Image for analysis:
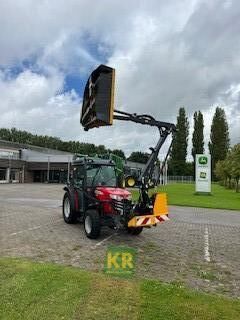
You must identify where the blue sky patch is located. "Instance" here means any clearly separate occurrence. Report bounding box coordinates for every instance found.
[64,73,86,96]
[63,37,113,96]
[0,55,40,80]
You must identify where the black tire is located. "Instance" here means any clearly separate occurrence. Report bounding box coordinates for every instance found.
[84,209,101,239]
[62,192,78,224]
[127,227,143,235]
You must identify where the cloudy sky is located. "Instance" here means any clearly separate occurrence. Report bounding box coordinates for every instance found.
[0,0,239,158]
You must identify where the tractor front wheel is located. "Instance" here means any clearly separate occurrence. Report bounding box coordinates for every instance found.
[84,209,101,239]
[62,192,77,224]
[127,227,143,235]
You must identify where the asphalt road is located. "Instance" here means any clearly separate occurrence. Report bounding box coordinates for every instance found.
[0,183,239,297]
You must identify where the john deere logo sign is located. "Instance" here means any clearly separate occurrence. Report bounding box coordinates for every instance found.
[199,156,208,165]
[200,171,207,179]
[196,154,211,193]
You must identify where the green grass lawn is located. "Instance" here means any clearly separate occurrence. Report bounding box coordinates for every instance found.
[1,258,240,320]
[132,183,240,210]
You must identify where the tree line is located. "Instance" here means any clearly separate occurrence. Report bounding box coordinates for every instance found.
[0,127,150,163]
[168,106,231,178]
[215,144,240,192]
[0,106,238,191]
[168,106,240,192]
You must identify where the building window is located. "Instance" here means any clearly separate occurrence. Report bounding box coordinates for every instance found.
[10,169,18,181]
[0,150,19,159]
[0,168,7,181]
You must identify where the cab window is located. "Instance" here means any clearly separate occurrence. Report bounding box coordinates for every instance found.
[86,165,117,187]
[73,165,85,187]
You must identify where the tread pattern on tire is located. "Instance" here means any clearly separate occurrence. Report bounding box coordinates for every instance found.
[62,192,78,224]
[84,209,101,239]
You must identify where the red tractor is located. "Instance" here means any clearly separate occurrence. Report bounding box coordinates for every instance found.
[62,65,176,239]
[63,156,136,238]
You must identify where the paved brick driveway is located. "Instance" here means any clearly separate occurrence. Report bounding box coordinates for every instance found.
[0,184,239,297]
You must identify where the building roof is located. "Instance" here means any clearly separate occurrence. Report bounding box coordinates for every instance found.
[0,139,72,155]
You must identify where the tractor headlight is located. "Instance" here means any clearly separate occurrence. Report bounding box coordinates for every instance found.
[95,189,104,196]
[110,194,132,201]
[110,194,122,201]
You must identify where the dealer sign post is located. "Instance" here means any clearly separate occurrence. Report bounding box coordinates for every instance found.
[195,154,211,194]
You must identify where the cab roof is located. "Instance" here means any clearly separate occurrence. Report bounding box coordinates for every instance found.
[72,155,115,166]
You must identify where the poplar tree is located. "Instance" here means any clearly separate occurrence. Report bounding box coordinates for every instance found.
[192,111,204,159]
[170,107,189,175]
[208,107,230,179]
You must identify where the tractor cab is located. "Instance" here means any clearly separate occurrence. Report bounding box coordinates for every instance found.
[71,156,131,205]
[72,156,118,189]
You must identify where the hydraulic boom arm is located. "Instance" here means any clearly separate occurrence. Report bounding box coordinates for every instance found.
[114,109,176,207]
[80,64,176,210]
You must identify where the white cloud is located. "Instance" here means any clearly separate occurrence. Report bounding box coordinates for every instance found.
[0,70,81,139]
[0,0,239,158]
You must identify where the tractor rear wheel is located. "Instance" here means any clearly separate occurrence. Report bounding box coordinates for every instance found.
[127,227,143,235]
[62,192,78,224]
[84,209,101,239]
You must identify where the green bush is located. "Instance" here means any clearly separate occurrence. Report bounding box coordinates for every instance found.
[215,144,240,192]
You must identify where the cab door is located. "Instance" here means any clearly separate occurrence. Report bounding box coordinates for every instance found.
[72,165,85,213]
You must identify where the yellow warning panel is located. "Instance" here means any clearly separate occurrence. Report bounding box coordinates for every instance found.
[128,215,156,228]
[153,193,168,216]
